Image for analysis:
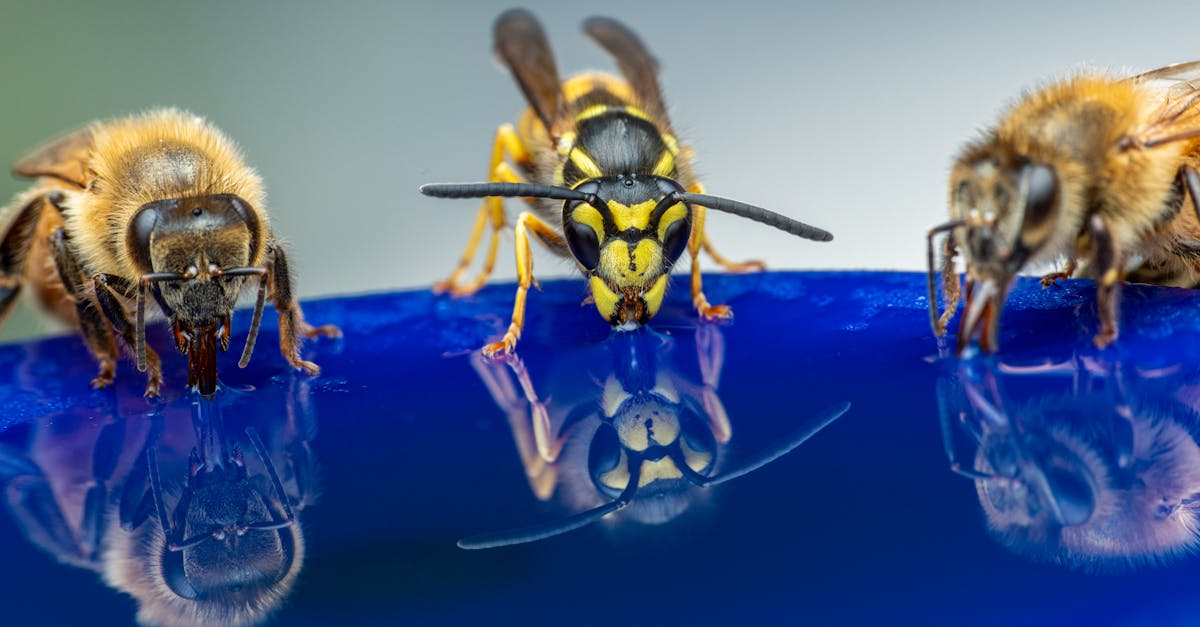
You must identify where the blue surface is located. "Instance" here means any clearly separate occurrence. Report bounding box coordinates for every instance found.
[2,271,1200,625]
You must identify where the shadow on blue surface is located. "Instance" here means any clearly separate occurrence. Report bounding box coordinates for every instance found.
[2,271,1200,625]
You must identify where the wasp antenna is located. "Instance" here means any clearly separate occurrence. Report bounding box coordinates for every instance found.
[457,462,642,550]
[146,447,176,544]
[420,182,590,202]
[680,193,833,242]
[680,402,850,488]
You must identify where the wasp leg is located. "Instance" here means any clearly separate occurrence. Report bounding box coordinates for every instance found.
[0,193,47,328]
[1088,214,1122,348]
[685,183,732,319]
[434,124,532,297]
[483,211,564,356]
[470,352,560,499]
[686,182,765,273]
[1040,257,1077,288]
[47,228,130,391]
[267,241,341,375]
[92,273,163,397]
[695,323,732,444]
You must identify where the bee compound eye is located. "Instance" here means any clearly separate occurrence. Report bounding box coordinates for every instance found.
[1022,164,1058,229]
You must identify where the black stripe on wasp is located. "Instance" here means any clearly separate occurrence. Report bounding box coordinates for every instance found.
[421,9,832,355]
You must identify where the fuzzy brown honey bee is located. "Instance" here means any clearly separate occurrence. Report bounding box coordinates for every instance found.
[421,9,832,355]
[0,109,339,398]
[928,62,1200,353]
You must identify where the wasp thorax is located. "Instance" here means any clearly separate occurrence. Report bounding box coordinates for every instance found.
[563,175,692,326]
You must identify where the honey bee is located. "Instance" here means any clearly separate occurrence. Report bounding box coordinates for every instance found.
[421,9,832,355]
[0,109,339,398]
[462,325,848,548]
[0,393,317,626]
[940,358,1200,570]
[927,62,1200,353]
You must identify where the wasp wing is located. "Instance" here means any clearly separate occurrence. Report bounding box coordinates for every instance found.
[494,9,563,137]
[12,126,93,188]
[582,16,669,125]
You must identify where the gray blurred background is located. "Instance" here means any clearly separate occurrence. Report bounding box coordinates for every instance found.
[2,0,1198,341]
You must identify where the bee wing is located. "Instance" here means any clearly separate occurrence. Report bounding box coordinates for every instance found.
[494,9,563,136]
[1126,61,1200,148]
[582,16,669,124]
[11,126,93,188]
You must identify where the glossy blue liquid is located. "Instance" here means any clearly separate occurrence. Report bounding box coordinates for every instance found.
[2,272,1200,625]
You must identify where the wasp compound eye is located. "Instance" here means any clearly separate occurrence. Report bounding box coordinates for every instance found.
[661,215,690,266]
[565,210,602,272]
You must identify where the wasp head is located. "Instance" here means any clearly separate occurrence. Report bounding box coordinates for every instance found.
[127,194,265,398]
[587,374,716,523]
[564,175,692,328]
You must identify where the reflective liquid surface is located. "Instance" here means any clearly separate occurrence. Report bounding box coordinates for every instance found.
[3,272,1200,625]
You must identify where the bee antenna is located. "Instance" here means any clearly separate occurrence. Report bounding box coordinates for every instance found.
[147,446,179,545]
[420,182,592,203]
[677,401,850,488]
[246,426,296,524]
[215,266,270,368]
[678,192,833,242]
[457,458,642,550]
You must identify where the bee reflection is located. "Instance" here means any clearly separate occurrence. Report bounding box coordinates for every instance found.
[0,386,317,626]
[465,325,848,549]
[938,357,1200,571]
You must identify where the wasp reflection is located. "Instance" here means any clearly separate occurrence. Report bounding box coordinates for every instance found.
[0,385,318,626]
[464,325,848,549]
[939,356,1200,571]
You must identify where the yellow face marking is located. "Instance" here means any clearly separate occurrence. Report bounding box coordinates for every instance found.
[571,204,605,239]
[602,376,630,418]
[569,148,603,179]
[615,406,681,450]
[589,275,621,322]
[638,458,683,487]
[600,239,662,288]
[643,274,668,319]
[600,449,631,490]
[608,199,656,232]
[656,202,687,241]
[680,436,713,473]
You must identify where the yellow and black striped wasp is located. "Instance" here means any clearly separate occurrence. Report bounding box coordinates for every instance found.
[421,9,833,355]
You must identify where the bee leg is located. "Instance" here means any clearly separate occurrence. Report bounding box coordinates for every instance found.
[483,211,564,356]
[92,273,163,397]
[1087,215,1121,348]
[937,237,961,332]
[687,183,764,272]
[267,242,341,376]
[47,228,125,391]
[434,124,531,297]
[0,193,46,327]
[1039,258,1077,287]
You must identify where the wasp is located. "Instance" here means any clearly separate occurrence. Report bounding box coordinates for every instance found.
[0,109,339,398]
[421,9,832,355]
[461,324,848,548]
[927,62,1200,353]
